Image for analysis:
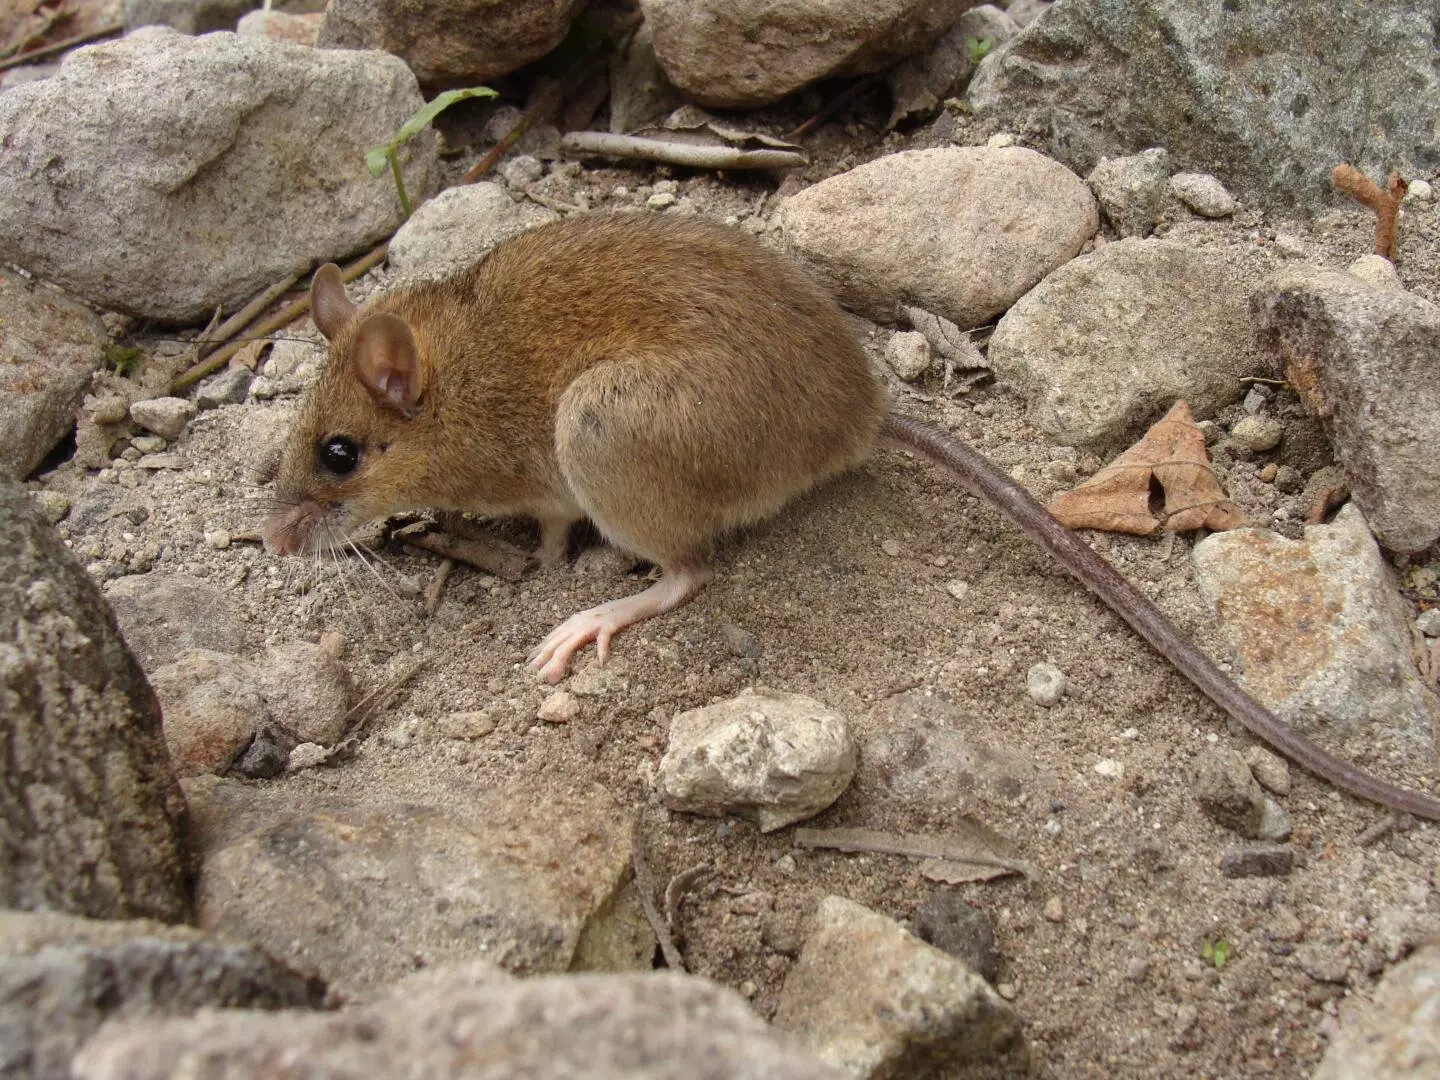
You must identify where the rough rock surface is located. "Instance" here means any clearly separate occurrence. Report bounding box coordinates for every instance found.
[103,574,252,669]
[123,0,260,34]
[1191,505,1439,748]
[1313,944,1440,1080]
[0,28,435,322]
[0,475,191,922]
[1251,264,1440,553]
[0,910,324,1080]
[886,4,1020,128]
[643,0,984,108]
[658,689,856,832]
[780,146,1096,327]
[386,182,558,285]
[0,270,107,480]
[184,774,650,993]
[968,0,1440,212]
[1086,147,1169,237]
[773,896,1025,1076]
[74,964,846,1080]
[318,0,588,86]
[987,238,1270,451]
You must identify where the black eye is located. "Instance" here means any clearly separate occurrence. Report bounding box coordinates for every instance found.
[317,436,361,476]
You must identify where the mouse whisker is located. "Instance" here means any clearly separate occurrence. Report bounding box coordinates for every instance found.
[322,528,368,635]
[346,537,404,604]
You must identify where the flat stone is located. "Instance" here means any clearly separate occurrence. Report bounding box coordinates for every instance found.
[127,397,196,440]
[1314,943,1440,1079]
[104,573,251,669]
[1220,844,1294,879]
[1170,172,1237,217]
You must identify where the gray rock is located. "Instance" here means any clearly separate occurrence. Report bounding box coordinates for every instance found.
[1243,746,1291,795]
[1252,264,1440,553]
[1003,0,1050,26]
[987,238,1271,452]
[74,963,845,1080]
[1256,797,1292,842]
[1219,844,1294,879]
[659,690,856,832]
[643,0,983,109]
[1418,609,1440,638]
[911,892,1000,982]
[235,9,323,45]
[386,182,558,285]
[1346,253,1404,292]
[183,773,651,994]
[609,21,686,134]
[0,475,191,922]
[0,270,106,480]
[968,0,1440,213]
[1025,661,1065,706]
[194,367,254,410]
[0,910,323,1080]
[32,490,71,523]
[1314,943,1440,1079]
[1297,943,1350,985]
[0,28,435,322]
[1230,414,1283,453]
[1191,747,1268,838]
[886,5,1021,128]
[1170,171,1236,217]
[128,397,196,440]
[1192,505,1439,747]
[1087,147,1169,237]
[780,146,1096,328]
[884,331,933,382]
[123,0,260,33]
[773,896,1025,1076]
[252,641,354,746]
[104,573,251,669]
[319,0,586,85]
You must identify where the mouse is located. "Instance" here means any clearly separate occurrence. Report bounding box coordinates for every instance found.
[260,212,1440,821]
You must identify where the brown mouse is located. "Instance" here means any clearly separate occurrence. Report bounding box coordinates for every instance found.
[261,213,1440,821]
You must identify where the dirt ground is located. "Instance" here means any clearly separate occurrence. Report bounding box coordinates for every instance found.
[36,90,1440,1078]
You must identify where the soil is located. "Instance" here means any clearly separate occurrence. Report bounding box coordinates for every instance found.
[31,87,1440,1079]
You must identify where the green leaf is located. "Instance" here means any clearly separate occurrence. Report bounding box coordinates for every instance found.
[966,37,995,64]
[395,86,498,145]
[1201,938,1231,969]
[365,145,392,178]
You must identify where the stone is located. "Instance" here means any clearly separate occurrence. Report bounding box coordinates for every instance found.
[773,896,1025,1076]
[128,397,196,440]
[1087,147,1169,237]
[123,0,259,33]
[1346,254,1404,292]
[968,0,1440,213]
[912,891,1000,982]
[252,641,354,747]
[988,238,1271,452]
[386,182,558,285]
[537,689,580,723]
[781,146,1096,328]
[1252,264,1440,553]
[659,690,856,832]
[1025,661,1065,706]
[1192,505,1439,747]
[103,573,251,669]
[1005,0,1050,26]
[0,475,191,922]
[236,9,323,45]
[0,28,435,322]
[643,0,984,109]
[183,774,651,993]
[1170,172,1236,217]
[1219,844,1295,879]
[0,910,324,1080]
[608,21,686,134]
[149,650,270,777]
[319,0,586,85]
[1314,943,1440,1079]
[1191,747,1267,838]
[194,367,254,410]
[1230,415,1283,453]
[884,331,933,382]
[1243,746,1291,795]
[73,964,845,1080]
[886,4,1021,128]
[0,270,107,480]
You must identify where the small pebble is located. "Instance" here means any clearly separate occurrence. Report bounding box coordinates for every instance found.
[131,435,167,454]
[1273,465,1303,493]
[1244,746,1291,795]
[720,623,763,659]
[884,331,932,382]
[945,579,970,602]
[1258,462,1277,483]
[1296,943,1349,984]
[438,709,498,738]
[1042,896,1064,923]
[986,132,1017,148]
[286,742,332,771]
[1257,796,1292,841]
[1416,609,1440,637]
[1169,171,1237,217]
[1219,844,1294,879]
[537,690,581,723]
[1272,233,1307,259]
[32,490,71,523]
[1404,178,1434,203]
[249,376,279,400]
[1347,253,1403,292]
[1093,758,1124,779]
[647,192,676,209]
[319,631,347,658]
[1231,415,1283,452]
[129,396,197,439]
[500,154,544,188]
[881,539,902,558]
[1241,387,1268,414]
[1025,662,1065,706]
[204,529,231,550]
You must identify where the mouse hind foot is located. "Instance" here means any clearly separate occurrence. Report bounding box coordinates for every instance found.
[528,560,713,683]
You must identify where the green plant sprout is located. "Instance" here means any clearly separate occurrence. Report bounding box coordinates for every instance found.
[367,86,498,218]
[966,37,995,64]
[1200,938,1231,970]
[104,344,142,378]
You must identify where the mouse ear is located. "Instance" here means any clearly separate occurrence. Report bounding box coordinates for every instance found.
[353,312,426,416]
[310,263,356,340]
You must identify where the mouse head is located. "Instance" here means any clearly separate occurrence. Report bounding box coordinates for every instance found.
[261,264,437,556]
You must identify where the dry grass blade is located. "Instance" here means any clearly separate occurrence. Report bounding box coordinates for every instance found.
[631,822,686,971]
[792,824,1033,878]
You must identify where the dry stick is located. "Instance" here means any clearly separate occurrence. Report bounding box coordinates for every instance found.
[198,272,300,360]
[403,531,529,581]
[1332,163,1407,262]
[785,73,884,143]
[559,132,805,171]
[631,825,686,971]
[422,557,454,617]
[170,245,388,393]
[0,21,122,71]
[663,863,713,935]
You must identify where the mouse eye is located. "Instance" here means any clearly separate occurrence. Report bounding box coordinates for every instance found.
[317,435,361,476]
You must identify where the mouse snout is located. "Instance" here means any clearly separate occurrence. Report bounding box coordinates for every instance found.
[260,499,323,556]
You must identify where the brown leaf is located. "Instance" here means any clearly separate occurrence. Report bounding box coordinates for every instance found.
[1048,401,1244,535]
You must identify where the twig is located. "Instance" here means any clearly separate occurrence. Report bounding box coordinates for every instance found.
[328,655,432,761]
[663,863,713,936]
[422,557,454,617]
[404,530,528,582]
[198,272,300,360]
[1356,814,1400,847]
[560,131,805,171]
[785,73,883,142]
[792,825,1033,877]
[1332,163,1407,262]
[0,22,122,71]
[170,244,387,393]
[631,825,685,971]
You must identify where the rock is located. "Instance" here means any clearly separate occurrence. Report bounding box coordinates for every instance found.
[912,892,1000,982]
[987,238,1271,452]
[884,331,933,382]
[1169,172,1236,218]
[643,0,983,109]
[318,0,587,85]
[659,690,856,832]
[128,397,196,440]
[719,623,763,660]
[0,475,191,922]
[104,573,251,668]
[252,641,354,746]
[32,490,71,523]
[436,708,498,739]
[1191,747,1267,838]
[149,650,270,777]
[0,270,107,480]
[1314,943,1440,1080]
[1297,943,1350,985]
[968,0,1440,213]
[183,774,650,993]
[773,896,1025,1076]
[1252,264,1440,553]
[1417,609,1440,638]
[1405,178,1435,203]
[780,146,1096,328]
[886,4,1021,128]
[0,28,435,322]
[1025,661,1065,706]
[1086,147,1169,237]
[1004,0,1050,26]
[1230,415,1283,453]
[1219,844,1295,879]
[1346,254,1404,292]
[0,910,324,1080]
[386,183,558,285]
[1192,505,1439,746]
[123,0,259,33]
[1243,747,1291,795]
[74,963,845,1080]
[609,21,686,134]
[194,367,254,410]
[236,9,323,45]
[537,689,580,723]
[1257,797,1292,842]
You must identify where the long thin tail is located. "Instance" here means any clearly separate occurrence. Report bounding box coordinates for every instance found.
[884,412,1440,821]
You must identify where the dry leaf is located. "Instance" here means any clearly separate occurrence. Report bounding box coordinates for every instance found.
[1048,401,1244,535]
[792,821,1031,879]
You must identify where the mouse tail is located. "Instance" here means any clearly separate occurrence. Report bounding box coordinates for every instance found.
[882,410,1440,821]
